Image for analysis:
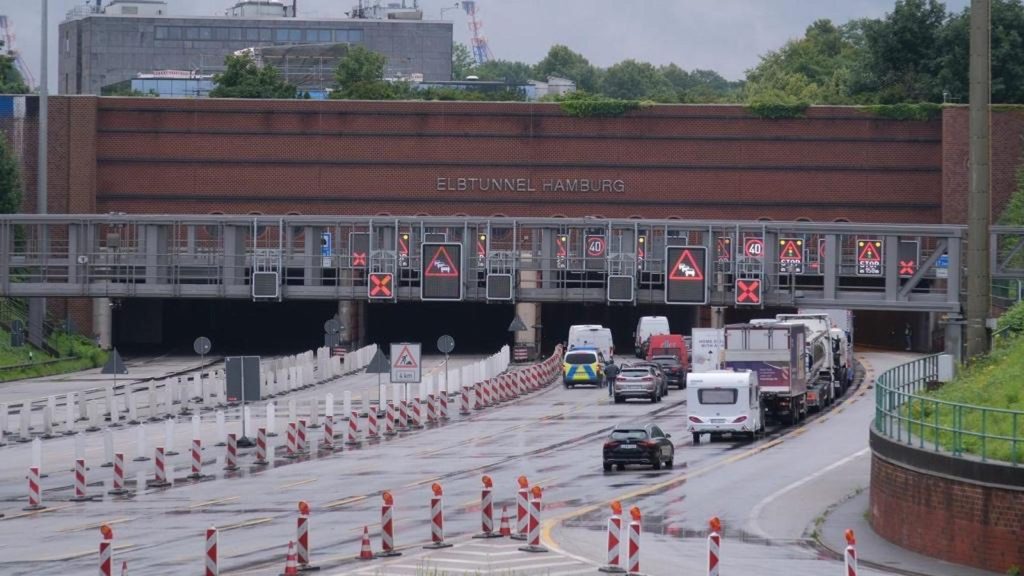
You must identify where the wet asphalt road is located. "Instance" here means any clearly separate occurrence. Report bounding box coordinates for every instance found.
[0,352,914,575]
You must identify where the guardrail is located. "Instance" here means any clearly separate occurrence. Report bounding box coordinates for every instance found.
[874,354,1023,466]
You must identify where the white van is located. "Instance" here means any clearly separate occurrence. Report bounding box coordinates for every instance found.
[634,316,670,357]
[568,324,614,360]
[686,370,763,444]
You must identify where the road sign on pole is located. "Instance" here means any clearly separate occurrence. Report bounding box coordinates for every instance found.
[369,273,394,299]
[735,278,762,306]
[743,237,764,260]
[664,246,708,304]
[778,238,804,274]
[321,231,332,268]
[437,335,455,355]
[856,239,883,276]
[421,243,463,301]
[390,343,422,384]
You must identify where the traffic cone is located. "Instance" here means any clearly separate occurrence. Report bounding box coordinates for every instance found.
[358,526,374,560]
[280,541,298,576]
[499,505,511,536]
[120,560,128,576]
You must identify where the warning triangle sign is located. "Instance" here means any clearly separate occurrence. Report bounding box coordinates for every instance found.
[425,246,459,277]
[669,249,705,281]
[781,240,802,260]
[859,241,881,261]
[393,345,419,368]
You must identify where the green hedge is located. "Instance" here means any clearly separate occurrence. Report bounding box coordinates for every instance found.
[557,92,644,117]
[863,102,943,121]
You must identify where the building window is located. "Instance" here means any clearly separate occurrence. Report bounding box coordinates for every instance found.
[215,27,230,41]
[155,26,168,39]
[230,27,242,40]
[289,29,302,42]
[350,29,363,42]
[795,217,812,222]
[167,27,181,40]
[275,28,290,42]
[833,218,850,223]
[199,27,213,40]
[306,29,319,42]
[259,28,272,41]
[318,30,332,42]
[185,27,199,40]
[121,6,138,15]
[245,28,259,41]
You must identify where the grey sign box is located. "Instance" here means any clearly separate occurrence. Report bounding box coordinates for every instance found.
[225,356,261,403]
[193,336,212,356]
[607,275,634,302]
[486,274,513,300]
[421,242,463,301]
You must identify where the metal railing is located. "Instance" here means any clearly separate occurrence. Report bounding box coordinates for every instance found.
[874,354,1023,466]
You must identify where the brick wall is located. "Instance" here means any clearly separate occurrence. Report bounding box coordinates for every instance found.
[870,454,1024,572]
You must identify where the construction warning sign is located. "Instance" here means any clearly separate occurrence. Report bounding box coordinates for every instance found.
[390,342,422,383]
[368,272,393,299]
[735,278,762,305]
[857,239,883,276]
[665,246,708,304]
[421,242,463,301]
[779,238,804,274]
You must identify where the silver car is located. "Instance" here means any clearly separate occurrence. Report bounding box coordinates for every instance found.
[613,366,664,403]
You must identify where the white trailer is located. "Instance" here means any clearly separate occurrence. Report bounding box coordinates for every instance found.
[686,370,763,444]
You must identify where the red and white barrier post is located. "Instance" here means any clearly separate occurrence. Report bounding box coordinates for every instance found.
[439,390,449,420]
[398,399,409,431]
[109,452,130,495]
[473,475,501,538]
[625,506,641,575]
[297,419,308,454]
[707,516,721,576]
[99,523,114,576]
[322,415,335,449]
[459,386,471,416]
[424,482,453,549]
[150,446,171,487]
[367,409,379,439]
[426,393,437,424]
[518,485,547,553]
[598,501,625,573]
[296,500,318,570]
[223,433,239,472]
[844,529,858,576]
[254,427,269,465]
[377,491,401,558]
[511,475,529,541]
[205,526,218,576]
[384,402,396,437]
[286,421,297,458]
[346,411,360,445]
[70,457,90,501]
[187,440,204,480]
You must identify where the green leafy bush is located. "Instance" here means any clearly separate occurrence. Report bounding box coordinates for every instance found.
[863,102,943,121]
[557,91,644,117]
[745,99,810,119]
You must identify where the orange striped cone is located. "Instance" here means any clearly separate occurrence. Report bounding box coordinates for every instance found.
[120,560,128,576]
[280,541,298,576]
[358,526,374,560]
[499,505,511,536]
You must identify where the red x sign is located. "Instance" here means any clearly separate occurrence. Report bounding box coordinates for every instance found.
[735,279,762,305]
[352,252,367,267]
[899,260,916,276]
[368,273,393,298]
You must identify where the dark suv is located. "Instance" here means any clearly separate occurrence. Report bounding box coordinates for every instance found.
[602,424,675,471]
[650,355,686,389]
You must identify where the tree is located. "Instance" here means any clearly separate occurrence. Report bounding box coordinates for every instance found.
[938,0,1024,104]
[0,42,28,94]
[533,45,600,91]
[473,60,533,84]
[861,0,949,103]
[333,45,399,99]
[660,64,743,102]
[452,42,476,80]
[0,132,22,214]
[600,59,674,101]
[210,54,296,99]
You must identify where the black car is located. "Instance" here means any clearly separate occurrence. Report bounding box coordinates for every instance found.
[602,424,675,471]
[650,355,686,389]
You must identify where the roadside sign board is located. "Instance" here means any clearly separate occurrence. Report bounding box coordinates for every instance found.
[898,240,920,278]
[368,272,394,299]
[390,343,422,383]
[743,237,764,260]
[856,239,883,276]
[936,254,949,279]
[778,238,804,274]
[664,246,708,304]
[735,278,762,305]
[421,242,463,301]
[225,355,261,403]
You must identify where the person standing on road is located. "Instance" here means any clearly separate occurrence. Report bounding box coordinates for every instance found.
[604,359,619,398]
[904,322,913,351]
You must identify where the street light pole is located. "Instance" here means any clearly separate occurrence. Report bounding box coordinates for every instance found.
[966,0,991,358]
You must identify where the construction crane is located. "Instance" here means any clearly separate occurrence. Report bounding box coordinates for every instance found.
[0,15,36,89]
[460,1,493,65]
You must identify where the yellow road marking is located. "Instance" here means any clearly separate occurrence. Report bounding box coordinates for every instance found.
[324,495,367,510]
[218,517,272,531]
[57,517,134,533]
[38,543,135,562]
[279,478,317,489]
[188,496,239,509]
[1,503,74,521]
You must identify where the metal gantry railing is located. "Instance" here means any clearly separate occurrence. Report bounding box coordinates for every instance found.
[875,354,1023,466]
[0,214,978,310]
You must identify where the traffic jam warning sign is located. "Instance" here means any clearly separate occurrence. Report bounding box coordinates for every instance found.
[778,238,804,274]
[421,242,463,301]
[857,239,884,276]
[368,272,393,299]
[390,342,422,383]
[735,278,762,305]
[665,246,708,304]
[744,237,764,260]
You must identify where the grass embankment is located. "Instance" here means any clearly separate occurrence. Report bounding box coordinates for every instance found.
[904,313,1024,463]
[0,329,108,382]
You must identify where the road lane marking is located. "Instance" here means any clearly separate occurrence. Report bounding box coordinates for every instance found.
[57,517,134,533]
[745,447,870,539]
[279,478,317,489]
[1,503,75,520]
[324,495,367,509]
[38,543,135,562]
[188,496,239,509]
[218,517,272,531]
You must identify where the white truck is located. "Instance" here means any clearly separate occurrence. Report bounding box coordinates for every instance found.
[774,313,838,410]
[780,310,854,397]
[723,322,810,425]
[568,324,615,361]
[690,328,725,372]
[686,370,763,444]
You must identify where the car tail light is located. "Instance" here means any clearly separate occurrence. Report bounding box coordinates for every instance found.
[688,416,703,423]
[603,441,620,449]
[808,392,817,402]
[638,440,657,448]
[640,376,653,382]
[732,415,748,423]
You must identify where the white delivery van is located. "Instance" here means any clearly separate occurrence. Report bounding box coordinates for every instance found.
[686,370,763,444]
[568,325,615,360]
[634,316,670,357]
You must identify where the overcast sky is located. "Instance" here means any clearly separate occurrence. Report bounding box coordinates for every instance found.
[3,0,970,88]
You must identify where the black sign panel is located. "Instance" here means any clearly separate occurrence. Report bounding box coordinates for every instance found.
[486,274,513,300]
[735,278,762,306]
[585,234,606,271]
[898,240,920,278]
[350,232,370,268]
[856,239,883,276]
[225,355,261,403]
[778,238,804,274]
[421,242,463,301]
[607,275,634,302]
[424,233,447,243]
[664,246,708,304]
